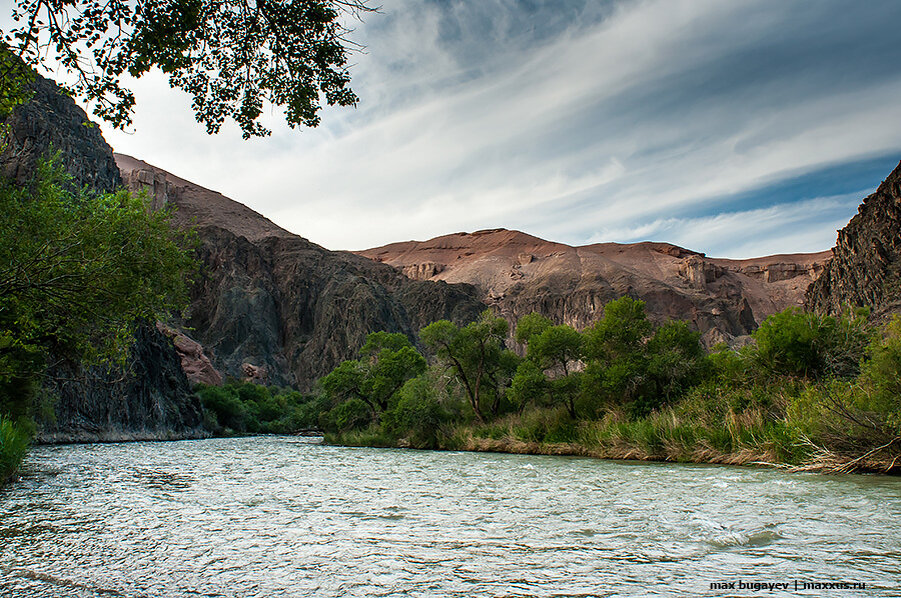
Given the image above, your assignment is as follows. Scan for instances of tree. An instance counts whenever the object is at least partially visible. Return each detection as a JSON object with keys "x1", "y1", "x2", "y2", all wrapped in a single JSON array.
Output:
[
  {"x1": 643, "y1": 320, "x2": 707, "y2": 415},
  {"x1": 320, "y1": 331, "x2": 426, "y2": 415},
  {"x1": 581, "y1": 296, "x2": 653, "y2": 404},
  {"x1": 515, "y1": 314, "x2": 583, "y2": 417},
  {"x1": 3, "y1": 0, "x2": 376, "y2": 137},
  {"x1": 420, "y1": 310, "x2": 518, "y2": 422},
  {"x1": 752, "y1": 307, "x2": 871, "y2": 380},
  {"x1": 0, "y1": 158, "x2": 196, "y2": 419}
]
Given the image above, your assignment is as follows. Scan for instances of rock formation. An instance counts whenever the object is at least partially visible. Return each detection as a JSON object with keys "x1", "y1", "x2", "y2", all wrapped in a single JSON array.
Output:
[
  {"x1": 805, "y1": 160, "x2": 901, "y2": 319},
  {"x1": 0, "y1": 72, "x2": 120, "y2": 192},
  {"x1": 116, "y1": 155, "x2": 486, "y2": 389},
  {"x1": 1, "y1": 71, "x2": 205, "y2": 443},
  {"x1": 39, "y1": 325, "x2": 206, "y2": 443},
  {"x1": 358, "y1": 229, "x2": 830, "y2": 346}
]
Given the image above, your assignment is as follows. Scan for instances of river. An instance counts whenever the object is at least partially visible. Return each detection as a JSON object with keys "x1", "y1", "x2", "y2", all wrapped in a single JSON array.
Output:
[{"x1": 1, "y1": 437, "x2": 899, "y2": 597}]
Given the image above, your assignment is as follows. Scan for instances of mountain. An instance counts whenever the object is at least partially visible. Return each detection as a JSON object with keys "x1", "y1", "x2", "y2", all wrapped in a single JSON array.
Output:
[
  {"x1": 0, "y1": 70, "x2": 205, "y2": 443},
  {"x1": 806, "y1": 160, "x2": 901, "y2": 319},
  {"x1": 115, "y1": 155, "x2": 485, "y2": 389},
  {"x1": 357, "y1": 229, "x2": 831, "y2": 346}
]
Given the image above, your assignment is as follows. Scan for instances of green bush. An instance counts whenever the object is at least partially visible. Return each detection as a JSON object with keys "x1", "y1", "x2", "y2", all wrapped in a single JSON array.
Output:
[
  {"x1": 382, "y1": 375, "x2": 449, "y2": 448},
  {"x1": 328, "y1": 398, "x2": 372, "y2": 432},
  {"x1": 0, "y1": 415, "x2": 30, "y2": 484},
  {"x1": 752, "y1": 307, "x2": 871, "y2": 380},
  {"x1": 196, "y1": 381, "x2": 319, "y2": 435}
]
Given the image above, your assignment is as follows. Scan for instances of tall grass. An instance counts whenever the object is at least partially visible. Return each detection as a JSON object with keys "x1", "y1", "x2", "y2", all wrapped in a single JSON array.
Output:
[{"x1": 1, "y1": 415, "x2": 30, "y2": 484}]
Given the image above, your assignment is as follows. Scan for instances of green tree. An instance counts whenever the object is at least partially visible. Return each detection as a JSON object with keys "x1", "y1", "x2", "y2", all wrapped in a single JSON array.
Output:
[
  {"x1": 509, "y1": 360, "x2": 548, "y2": 413},
  {"x1": 516, "y1": 315, "x2": 583, "y2": 417},
  {"x1": 382, "y1": 374, "x2": 450, "y2": 448},
  {"x1": 582, "y1": 297, "x2": 653, "y2": 404},
  {"x1": 514, "y1": 312, "x2": 552, "y2": 345},
  {"x1": 3, "y1": 0, "x2": 375, "y2": 136},
  {"x1": 320, "y1": 331, "x2": 426, "y2": 415},
  {"x1": 420, "y1": 310, "x2": 518, "y2": 422},
  {"x1": 752, "y1": 307, "x2": 871, "y2": 380},
  {"x1": 0, "y1": 158, "x2": 195, "y2": 419},
  {"x1": 641, "y1": 320, "x2": 707, "y2": 416}
]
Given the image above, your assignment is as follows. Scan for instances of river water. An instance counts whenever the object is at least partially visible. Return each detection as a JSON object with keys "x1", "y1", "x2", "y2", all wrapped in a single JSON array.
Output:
[{"x1": 1, "y1": 437, "x2": 899, "y2": 597}]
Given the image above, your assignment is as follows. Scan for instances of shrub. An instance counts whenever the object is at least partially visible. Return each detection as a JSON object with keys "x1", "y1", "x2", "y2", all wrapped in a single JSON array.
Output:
[
  {"x1": 0, "y1": 415, "x2": 29, "y2": 484},
  {"x1": 752, "y1": 307, "x2": 871, "y2": 380},
  {"x1": 383, "y1": 375, "x2": 449, "y2": 448}
]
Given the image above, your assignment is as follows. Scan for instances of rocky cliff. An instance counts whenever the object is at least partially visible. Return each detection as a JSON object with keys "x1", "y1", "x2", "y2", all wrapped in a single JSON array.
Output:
[
  {"x1": 358, "y1": 229, "x2": 830, "y2": 346},
  {"x1": 39, "y1": 324, "x2": 206, "y2": 443},
  {"x1": 0, "y1": 71, "x2": 205, "y2": 443},
  {"x1": 116, "y1": 155, "x2": 486, "y2": 389},
  {"x1": 805, "y1": 160, "x2": 901, "y2": 319},
  {"x1": 0, "y1": 72, "x2": 120, "y2": 192}
]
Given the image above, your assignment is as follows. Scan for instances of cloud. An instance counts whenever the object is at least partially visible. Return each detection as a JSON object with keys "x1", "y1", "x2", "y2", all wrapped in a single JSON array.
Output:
[{"x1": 92, "y1": 0, "x2": 901, "y2": 256}]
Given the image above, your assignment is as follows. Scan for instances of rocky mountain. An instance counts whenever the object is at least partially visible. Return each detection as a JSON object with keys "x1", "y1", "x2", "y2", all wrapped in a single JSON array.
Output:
[
  {"x1": 806, "y1": 160, "x2": 901, "y2": 319},
  {"x1": 1, "y1": 71, "x2": 205, "y2": 443},
  {"x1": 0, "y1": 71, "x2": 120, "y2": 192},
  {"x1": 358, "y1": 229, "x2": 831, "y2": 346},
  {"x1": 116, "y1": 154, "x2": 485, "y2": 389}
]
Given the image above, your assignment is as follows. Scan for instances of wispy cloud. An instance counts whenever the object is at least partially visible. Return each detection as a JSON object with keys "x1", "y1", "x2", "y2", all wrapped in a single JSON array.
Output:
[{"x1": 98, "y1": 0, "x2": 901, "y2": 256}]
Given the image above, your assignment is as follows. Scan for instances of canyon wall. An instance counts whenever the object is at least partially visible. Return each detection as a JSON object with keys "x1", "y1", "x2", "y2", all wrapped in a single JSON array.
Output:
[
  {"x1": 0, "y1": 72, "x2": 205, "y2": 443},
  {"x1": 805, "y1": 161, "x2": 901, "y2": 319}
]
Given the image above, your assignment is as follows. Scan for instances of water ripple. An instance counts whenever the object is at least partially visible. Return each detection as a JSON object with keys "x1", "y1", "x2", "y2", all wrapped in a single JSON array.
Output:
[{"x1": 1, "y1": 437, "x2": 900, "y2": 597}]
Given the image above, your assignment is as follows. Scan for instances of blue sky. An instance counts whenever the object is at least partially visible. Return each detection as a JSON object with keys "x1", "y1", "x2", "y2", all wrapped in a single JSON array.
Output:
[{"x1": 92, "y1": 0, "x2": 901, "y2": 257}]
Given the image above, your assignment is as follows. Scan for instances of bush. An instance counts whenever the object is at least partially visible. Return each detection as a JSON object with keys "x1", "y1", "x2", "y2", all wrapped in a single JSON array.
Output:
[
  {"x1": 0, "y1": 415, "x2": 30, "y2": 484},
  {"x1": 328, "y1": 398, "x2": 372, "y2": 432},
  {"x1": 383, "y1": 375, "x2": 449, "y2": 448},
  {"x1": 752, "y1": 307, "x2": 871, "y2": 380},
  {"x1": 196, "y1": 381, "x2": 318, "y2": 435}
]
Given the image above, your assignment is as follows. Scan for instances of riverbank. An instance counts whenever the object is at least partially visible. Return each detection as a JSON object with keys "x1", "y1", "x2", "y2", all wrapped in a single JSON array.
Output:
[{"x1": 329, "y1": 401, "x2": 901, "y2": 476}]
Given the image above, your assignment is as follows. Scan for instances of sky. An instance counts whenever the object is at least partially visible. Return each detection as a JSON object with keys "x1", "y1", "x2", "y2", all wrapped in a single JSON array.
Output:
[{"x1": 43, "y1": 0, "x2": 901, "y2": 257}]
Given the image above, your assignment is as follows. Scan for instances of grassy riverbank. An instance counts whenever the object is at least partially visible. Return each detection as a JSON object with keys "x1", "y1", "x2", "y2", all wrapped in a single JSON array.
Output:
[
  {"x1": 320, "y1": 301, "x2": 901, "y2": 475},
  {"x1": 0, "y1": 416, "x2": 30, "y2": 484}
]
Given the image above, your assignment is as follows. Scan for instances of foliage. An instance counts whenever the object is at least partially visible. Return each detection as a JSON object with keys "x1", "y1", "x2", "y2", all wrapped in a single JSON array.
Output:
[
  {"x1": 0, "y1": 158, "x2": 195, "y2": 420},
  {"x1": 420, "y1": 310, "x2": 519, "y2": 422},
  {"x1": 0, "y1": 42, "x2": 33, "y2": 117},
  {"x1": 751, "y1": 307, "x2": 871, "y2": 380},
  {"x1": 197, "y1": 380, "x2": 315, "y2": 435},
  {"x1": 508, "y1": 360, "x2": 548, "y2": 412},
  {"x1": 0, "y1": 414, "x2": 29, "y2": 484},
  {"x1": 514, "y1": 312, "x2": 552, "y2": 345},
  {"x1": 382, "y1": 375, "x2": 450, "y2": 448},
  {"x1": 321, "y1": 331, "x2": 426, "y2": 416},
  {"x1": 3, "y1": 0, "x2": 375, "y2": 137},
  {"x1": 320, "y1": 298, "x2": 900, "y2": 473},
  {"x1": 858, "y1": 315, "x2": 901, "y2": 434}
]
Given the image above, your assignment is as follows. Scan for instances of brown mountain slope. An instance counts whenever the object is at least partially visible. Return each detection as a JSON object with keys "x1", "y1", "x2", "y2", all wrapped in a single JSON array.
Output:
[
  {"x1": 115, "y1": 154, "x2": 484, "y2": 389},
  {"x1": 806, "y1": 160, "x2": 901, "y2": 319},
  {"x1": 357, "y1": 229, "x2": 831, "y2": 345}
]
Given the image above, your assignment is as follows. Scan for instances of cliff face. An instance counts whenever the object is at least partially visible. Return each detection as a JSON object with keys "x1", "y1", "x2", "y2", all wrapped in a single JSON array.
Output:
[
  {"x1": 39, "y1": 325, "x2": 206, "y2": 443},
  {"x1": 116, "y1": 155, "x2": 485, "y2": 389},
  {"x1": 1, "y1": 72, "x2": 205, "y2": 443},
  {"x1": 805, "y1": 161, "x2": 901, "y2": 318},
  {"x1": 358, "y1": 230, "x2": 830, "y2": 346},
  {"x1": 0, "y1": 73, "x2": 120, "y2": 192}
]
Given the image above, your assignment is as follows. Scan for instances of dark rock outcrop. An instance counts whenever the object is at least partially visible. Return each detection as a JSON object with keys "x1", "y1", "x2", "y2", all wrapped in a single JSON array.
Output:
[
  {"x1": 805, "y1": 160, "x2": 901, "y2": 319},
  {"x1": 0, "y1": 72, "x2": 120, "y2": 192},
  {"x1": 38, "y1": 324, "x2": 206, "y2": 443},
  {"x1": 116, "y1": 155, "x2": 486, "y2": 389}
]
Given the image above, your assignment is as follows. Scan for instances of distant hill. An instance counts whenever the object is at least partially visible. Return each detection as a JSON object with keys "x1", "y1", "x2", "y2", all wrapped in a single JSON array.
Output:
[{"x1": 357, "y1": 229, "x2": 831, "y2": 346}]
